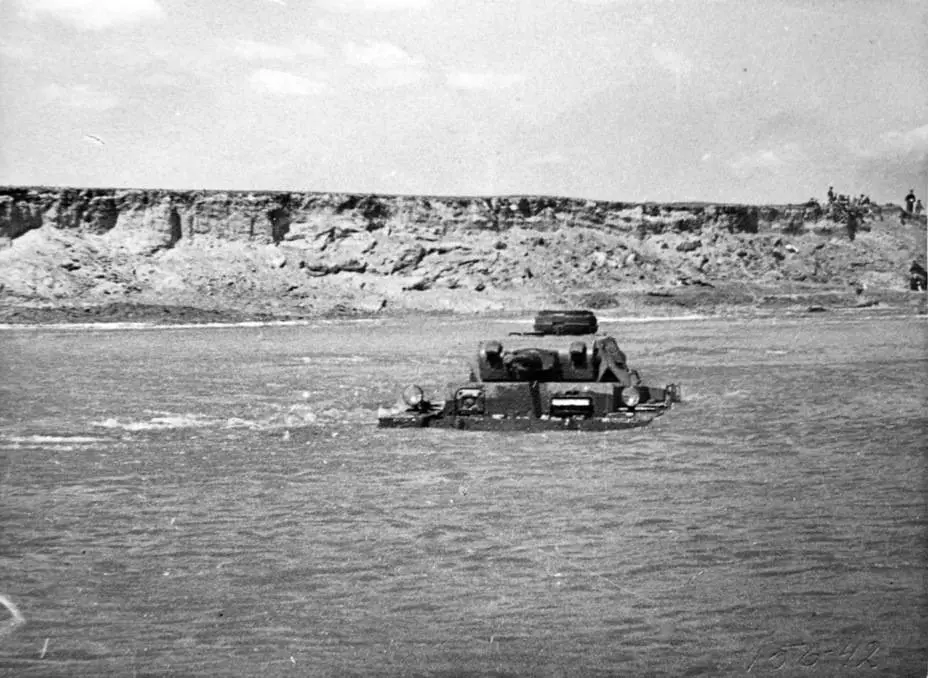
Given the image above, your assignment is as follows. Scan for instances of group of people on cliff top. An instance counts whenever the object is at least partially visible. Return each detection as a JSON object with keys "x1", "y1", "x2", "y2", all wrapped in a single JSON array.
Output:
[
  {"x1": 817, "y1": 186, "x2": 923, "y2": 216},
  {"x1": 826, "y1": 186, "x2": 872, "y2": 208},
  {"x1": 811, "y1": 186, "x2": 875, "y2": 222}
]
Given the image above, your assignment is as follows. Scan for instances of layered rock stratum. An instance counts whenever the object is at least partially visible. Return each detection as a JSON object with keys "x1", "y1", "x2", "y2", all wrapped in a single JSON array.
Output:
[{"x1": 1, "y1": 187, "x2": 925, "y2": 322}]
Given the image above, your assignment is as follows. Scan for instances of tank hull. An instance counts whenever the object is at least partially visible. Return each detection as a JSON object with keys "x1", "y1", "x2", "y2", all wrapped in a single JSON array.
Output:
[
  {"x1": 377, "y1": 403, "x2": 669, "y2": 431},
  {"x1": 377, "y1": 412, "x2": 663, "y2": 432},
  {"x1": 377, "y1": 333, "x2": 680, "y2": 431}
]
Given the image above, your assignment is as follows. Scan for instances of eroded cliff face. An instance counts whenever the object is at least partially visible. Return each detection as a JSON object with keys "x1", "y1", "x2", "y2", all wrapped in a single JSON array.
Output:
[
  {"x1": 3, "y1": 187, "x2": 843, "y2": 242},
  {"x1": 0, "y1": 187, "x2": 923, "y2": 318}
]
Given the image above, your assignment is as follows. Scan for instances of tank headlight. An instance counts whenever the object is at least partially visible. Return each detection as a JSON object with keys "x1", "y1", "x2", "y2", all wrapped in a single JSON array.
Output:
[
  {"x1": 455, "y1": 387, "x2": 485, "y2": 415},
  {"x1": 621, "y1": 386, "x2": 640, "y2": 407},
  {"x1": 402, "y1": 384, "x2": 425, "y2": 408}
]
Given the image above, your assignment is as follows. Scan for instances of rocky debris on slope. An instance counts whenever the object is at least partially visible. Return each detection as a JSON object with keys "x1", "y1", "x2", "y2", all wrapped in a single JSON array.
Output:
[{"x1": 0, "y1": 187, "x2": 925, "y2": 321}]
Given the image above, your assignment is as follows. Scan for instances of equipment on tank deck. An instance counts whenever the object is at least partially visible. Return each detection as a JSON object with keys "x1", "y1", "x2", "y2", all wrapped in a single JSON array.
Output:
[
  {"x1": 378, "y1": 335, "x2": 680, "y2": 431},
  {"x1": 531, "y1": 310, "x2": 598, "y2": 335}
]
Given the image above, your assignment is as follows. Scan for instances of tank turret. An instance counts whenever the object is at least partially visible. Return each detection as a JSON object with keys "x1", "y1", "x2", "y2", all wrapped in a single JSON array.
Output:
[
  {"x1": 379, "y1": 334, "x2": 680, "y2": 431},
  {"x1": 474, "y1": 337, "x2": 631, "y2": 383}
]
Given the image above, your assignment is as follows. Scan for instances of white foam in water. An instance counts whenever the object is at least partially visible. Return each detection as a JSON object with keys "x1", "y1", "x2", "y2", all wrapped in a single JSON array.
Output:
[
  {"x1": 222, "y1": 417, "x2": 261, "y2": 429},
  {"x1": 298, "y1": 356, "x2": 369, "y2": 364},
  {"x1": 317, "y1": 318, "x2": 386, "y2": 325},
  {"x1": 4, "y1": 435, "x2": 107, "y2": 445},
  {"x1": 1, "y1": 313, "x2": 920, "y2": 334},
  {"x1": 597, "y1": 314, "x2": 711, "y2": 323},
  {"x1": 265, "y1": 405, "x2": 319, "y2": 427},
  {"x1": 88, "y1": 407, "x2": 358, "y2": 433},
  {"x1": 258, "y1": 404, "x2": 375, "y2": 429},
  {"x1": 0, "y1": 594, "x2": 25, "y2": 636},
  {"x1": 0, "y1": 319, "x2": 316, "y2": 332},
  {"x1": 92, "y1": 414, "x2": 224, "y2": 431}
]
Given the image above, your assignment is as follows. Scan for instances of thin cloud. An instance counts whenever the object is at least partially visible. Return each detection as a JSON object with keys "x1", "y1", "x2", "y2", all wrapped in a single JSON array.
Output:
[
  {"x1": 0, "y1": 40, "x2": 34, "y2": 60},
  {"x1": 729, "y1": 144, "x2": 808, "y2": 177},
  {"x1": 343, "y1": 41, "x2": 425, "y2": 87},
  {"x1": 527, "y1": 151, "x2": 569, "y2": 166},
  {"x1": 20, "y1": 0, "x2": 164, "y2": 30},
  {"x1": 233, "y1": 38, "x2": 325, "y2": 62},
  {"x1": 42, "y1": 83, "x2": 120, "y2": 110},
  {"x1": 140, "y1": 73, "x2": 181, "y2": 88},
  {"x1": 570, "y1": 0, "x2": 719, "y2": 4},
  {"x1": 846, "y1": 123, "x2": 928, "y2": 161},
  {"x1": 875, "y1": 124, "x2": 928, "y2": 157},
  {"x1": 652, "y1": 46, "x2": 694, "y2": 77},
  {"x1": 447, "y1": 71, "x2": 525, "y2": 90},
  {"x1": 249, "y1": 68, "x2": 326, "y2": 96},
  {"x1": 729, "y1": 149, "x2": 785, "y2": 175},
  {"x1": 343, "y1": 41, "x2": 420, "y2": 69},
  {"x1": 375, "y1": 69, "x2": 425, "y2": 87},
  {"x1": 319, "y1": 0, "x2": 429, "y2": 10}
]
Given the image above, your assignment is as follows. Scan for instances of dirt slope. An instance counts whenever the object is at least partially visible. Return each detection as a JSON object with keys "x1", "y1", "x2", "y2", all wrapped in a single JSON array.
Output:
[{"x1": 1, "y1": 187, "x2": 925, "y2": 322}]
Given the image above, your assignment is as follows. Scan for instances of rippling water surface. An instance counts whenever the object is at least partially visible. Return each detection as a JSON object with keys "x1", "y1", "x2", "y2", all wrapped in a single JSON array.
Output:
[{"x1": 1, "y1": 314, "x2": 926, "y2": 677}]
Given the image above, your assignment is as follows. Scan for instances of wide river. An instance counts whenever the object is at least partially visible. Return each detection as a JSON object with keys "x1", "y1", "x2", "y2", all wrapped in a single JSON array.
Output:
[{"x1": 0, "y1": 313, "x2": 925, "y2": 677}]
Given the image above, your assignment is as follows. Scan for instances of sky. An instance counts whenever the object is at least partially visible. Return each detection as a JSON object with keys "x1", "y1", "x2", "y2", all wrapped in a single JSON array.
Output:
[{"x1": 0, "y1": 0, "x2": 925, "y2": 204}]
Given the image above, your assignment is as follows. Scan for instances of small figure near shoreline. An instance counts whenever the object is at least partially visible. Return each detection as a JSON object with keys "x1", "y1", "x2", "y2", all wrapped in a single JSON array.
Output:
[{"x1": 910, "y1": 261, "x2": 927, "y2": 292}]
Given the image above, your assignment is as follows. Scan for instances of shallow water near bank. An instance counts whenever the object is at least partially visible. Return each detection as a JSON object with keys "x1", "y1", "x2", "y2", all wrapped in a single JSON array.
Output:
[{"x1": 1, "y1": 315, "x2": 926, "y2": 677}]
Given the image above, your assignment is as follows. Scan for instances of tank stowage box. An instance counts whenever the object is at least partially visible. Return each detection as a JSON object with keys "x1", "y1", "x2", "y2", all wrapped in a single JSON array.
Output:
[{"x1": 378, "y1": 335, "x2": 680, "y2": 431}]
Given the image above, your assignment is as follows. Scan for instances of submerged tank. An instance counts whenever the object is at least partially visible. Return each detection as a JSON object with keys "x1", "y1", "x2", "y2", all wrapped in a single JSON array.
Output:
[{"x1": 378, "y1": 335, "x2": 680, "y2": 431}]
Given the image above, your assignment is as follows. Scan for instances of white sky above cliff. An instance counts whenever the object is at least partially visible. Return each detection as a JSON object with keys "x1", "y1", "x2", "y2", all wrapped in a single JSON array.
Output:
[{"x1": 0, "y1": 0, "x2": 925, "y2": 204}]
